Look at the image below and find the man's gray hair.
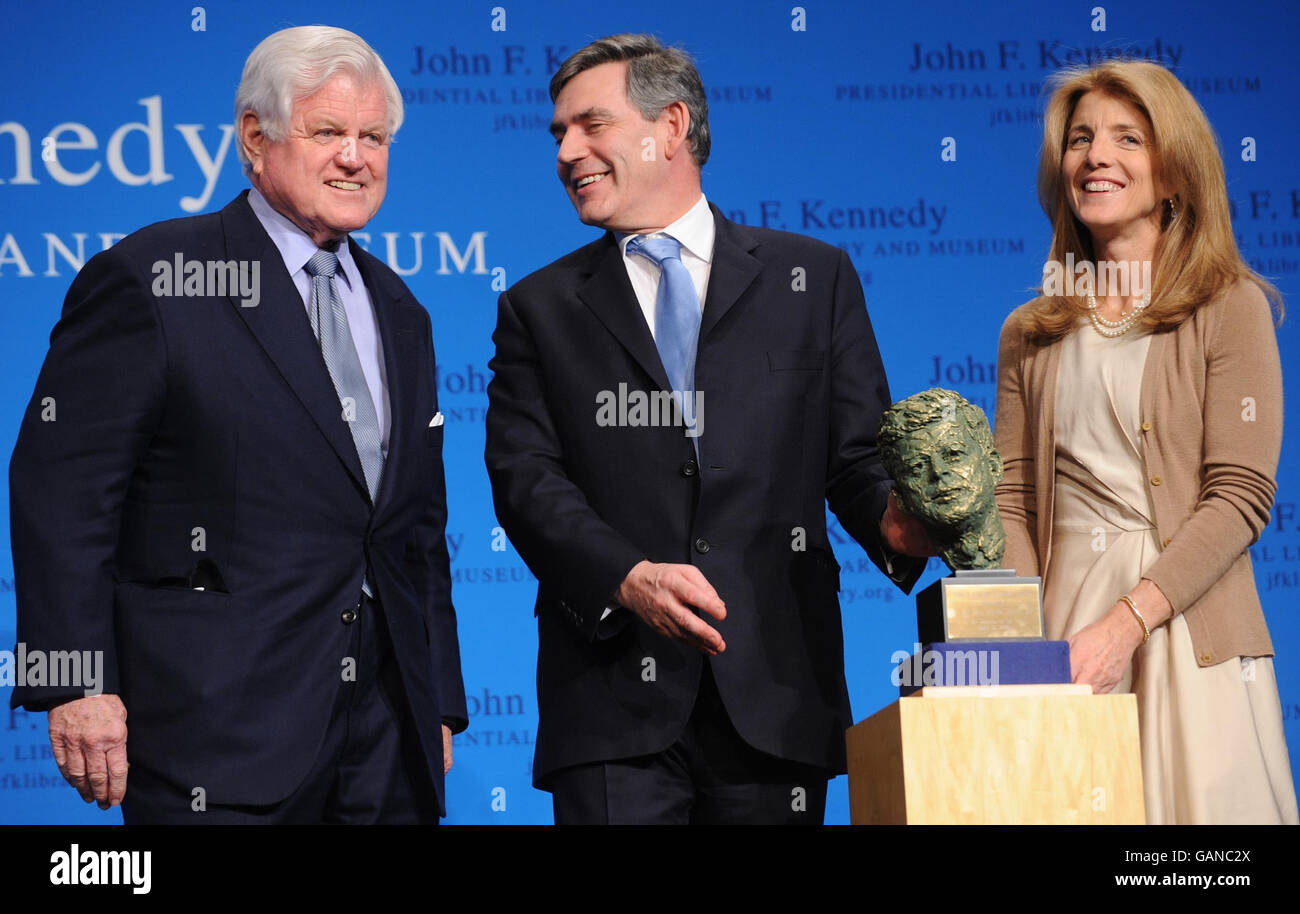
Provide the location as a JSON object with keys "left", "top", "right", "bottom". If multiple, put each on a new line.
{"left": 549, "top": 34, "right": 711, "bottom": 167}
{"left": 234, "top": 26, "right": 403, "bottom": 177}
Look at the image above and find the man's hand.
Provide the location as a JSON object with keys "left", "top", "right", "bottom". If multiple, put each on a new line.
{"left": 47, "top": 694, "right": 129, "bottom": 809}
{"left": 880, "top": 489, "right": 938, "bottom": 556}
{"left": 442, "top": 723, "right": 453, "bottom": 774}
{"left": 615, "top": 560, "right": 727, "bottom": 655}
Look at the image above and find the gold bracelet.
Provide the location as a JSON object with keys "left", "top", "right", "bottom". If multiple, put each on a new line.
{"left": 1119, "top": 594, "right": 1150, "bottom": 645}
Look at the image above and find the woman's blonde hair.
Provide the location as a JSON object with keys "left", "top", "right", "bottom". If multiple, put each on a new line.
{"left": 1021, "top": 59, "right": 1280, "bottom": 343}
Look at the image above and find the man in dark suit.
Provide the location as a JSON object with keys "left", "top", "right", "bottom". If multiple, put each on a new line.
{"left": 9, "top": 26, "right": 466, "bottom": 823}
{"left": 485, "top": 34, "right": 933, "bottom": 825}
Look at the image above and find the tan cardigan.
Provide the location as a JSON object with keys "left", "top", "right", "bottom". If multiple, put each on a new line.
{"left": 994, "top": 279, "right": 1282, "bottom": 664}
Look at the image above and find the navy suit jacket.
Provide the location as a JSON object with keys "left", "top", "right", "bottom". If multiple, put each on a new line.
{"left": 10, "top": 192, "right": 467, "bottom": 810}
{"left": 485, "top": 204, "right": 921, "bottom": 786}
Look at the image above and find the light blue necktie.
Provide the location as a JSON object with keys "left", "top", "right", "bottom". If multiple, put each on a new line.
{"left": 626, "top": 235, "right": 702, "bottom": 437}
{"left": 304, "top": 249, "right": 385, "bottom": 503}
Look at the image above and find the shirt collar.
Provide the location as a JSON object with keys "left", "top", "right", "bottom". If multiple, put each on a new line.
{"left": 246, "top": 187, "right": 361, "bottom": 291}
{"left": 617, "top": 194, "right": 714, "bottom": 263}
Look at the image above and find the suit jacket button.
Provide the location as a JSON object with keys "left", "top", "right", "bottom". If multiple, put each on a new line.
{"left": 694, "top": 538, "right": 710, "bottom": 554}
{"left": 341, "top": 606, "right": 359, "bottom": 625}
{"left": 680, "top": 458, "right": 698, "bottom": 478}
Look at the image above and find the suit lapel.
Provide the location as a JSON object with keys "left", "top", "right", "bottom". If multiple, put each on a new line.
{"left": 576, "top": 236, "right": 673, "bottom": 392}
{"left": 699, "top": 205, "right": 762, "bottom": 341}
{"left": 352, "top": 241, "right": 422, "bottom": 516}
{"left": 219, "top": 192, "right": 369, "bottom": 499}
{"left": 574, "top": 205, "right": 764, "bottom": 391}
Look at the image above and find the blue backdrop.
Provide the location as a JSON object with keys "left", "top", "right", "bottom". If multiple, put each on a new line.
{"left": 2, "top": 0, "right": 1296, "bottom": 824}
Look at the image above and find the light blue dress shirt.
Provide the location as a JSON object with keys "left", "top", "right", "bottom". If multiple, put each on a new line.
{"left": 247, "top": 188, "right": 391, "bottom": 456}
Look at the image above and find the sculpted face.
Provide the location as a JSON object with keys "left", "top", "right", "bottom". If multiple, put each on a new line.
{"left": 244, "top": 73, "right": 390, "bottom": 246}
{"left": 550, "top": 61, "right": 675, "bottom": 234}
{"left": 892, "top": 417, "right": 998, "bottom": 528}
{"left": 880, "top": 389, "right": 1006, "bottom": 570}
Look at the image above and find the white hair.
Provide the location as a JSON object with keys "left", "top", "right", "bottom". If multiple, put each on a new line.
{"left": 234, "top": 26, "right": 404, "bottom": 176}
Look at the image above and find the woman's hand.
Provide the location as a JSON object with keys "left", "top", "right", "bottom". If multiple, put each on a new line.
{"left": 1068, "top": 579, "right": 1175, "bottom": 693}
{"left": 1068, "top": 604, "right": 1146, "bottom": 694}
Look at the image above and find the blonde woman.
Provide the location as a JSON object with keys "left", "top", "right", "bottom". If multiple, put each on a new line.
{"left": 995, "top": 60, "right": 1297, "bottom": 824}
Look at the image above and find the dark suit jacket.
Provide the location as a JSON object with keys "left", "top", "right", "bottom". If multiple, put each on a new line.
{"left": 485, "top": 204, "right": 920, "bottom": 786}
{"left": 10, "top": 191, "right": 467, "bottom": 810}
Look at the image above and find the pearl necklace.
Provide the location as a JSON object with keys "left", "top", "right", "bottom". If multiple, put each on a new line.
{"left": 1087, "top": 291, "right": 1151, "bottom": 338}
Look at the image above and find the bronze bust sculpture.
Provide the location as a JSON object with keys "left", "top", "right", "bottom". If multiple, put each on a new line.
{"left": 879, "top": 389, "right": 1006, "bottom": 571}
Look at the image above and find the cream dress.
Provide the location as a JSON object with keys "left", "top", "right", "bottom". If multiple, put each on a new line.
{"left": 1044, "top": 322, "right": 1299, "bottom": 825}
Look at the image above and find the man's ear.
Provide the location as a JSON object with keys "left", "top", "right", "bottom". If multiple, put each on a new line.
{"left": 988, "top": 449, "right": 1004, "bottom": 482}
{"left": 659, "top": 100, "right": 691, "bottom": 161}
{"left": 239, "top": 110, "right": 266, "bottom": 178}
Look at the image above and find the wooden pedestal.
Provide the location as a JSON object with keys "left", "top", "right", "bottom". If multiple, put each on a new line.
{"left": 846, "top": 684, "right": 1145, "bottom": 824}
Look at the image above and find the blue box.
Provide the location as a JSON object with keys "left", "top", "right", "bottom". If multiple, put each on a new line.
{"left": 895, "top": 640, "right": 1071, "bottom": 696}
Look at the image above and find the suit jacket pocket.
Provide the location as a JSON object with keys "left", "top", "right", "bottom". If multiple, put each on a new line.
{"left": 114, "top": 582, "right": 252, "bottom": 706}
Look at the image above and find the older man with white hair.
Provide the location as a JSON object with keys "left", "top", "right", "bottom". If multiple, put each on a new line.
{"left": 9, "top": 25, "right": 466, "bottom": 824}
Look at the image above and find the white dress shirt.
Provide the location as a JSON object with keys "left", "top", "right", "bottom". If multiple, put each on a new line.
{"left": 602, "top": 194, "right": 714, "bottom": 624}
{"left": 616, "top": 193, "right": 715, "bottom": 338}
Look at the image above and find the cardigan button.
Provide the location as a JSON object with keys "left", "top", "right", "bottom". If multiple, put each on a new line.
{"left": 1200, "top": 652, "right": 1213, "bottom": 664}
{"left": 1162, "top": 538, "right": 1171, "bottom": 548}
{"left": 1150, "top": 475, "right": 1163, "bottom": 486}
{"left": 1140, "top": 420, "right": 1152, "bottom": 432}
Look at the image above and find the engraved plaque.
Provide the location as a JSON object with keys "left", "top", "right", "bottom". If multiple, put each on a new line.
{"left": 917, "top": 569, "right": 1044, "bottom": 644}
